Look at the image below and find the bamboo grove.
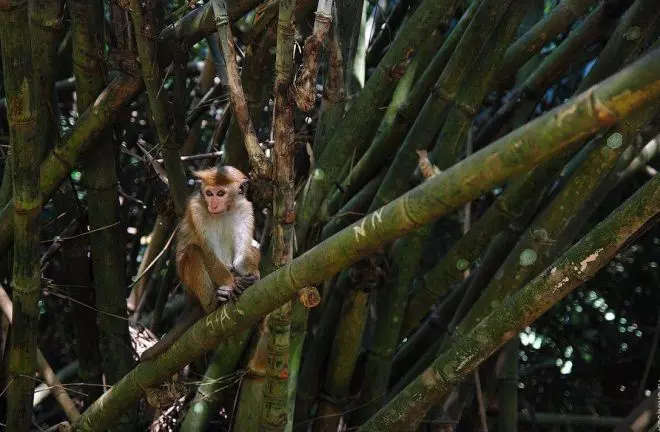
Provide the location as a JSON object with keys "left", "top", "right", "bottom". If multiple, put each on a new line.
{"left": 0, "top": 0, "right": 659, "bottom": 430}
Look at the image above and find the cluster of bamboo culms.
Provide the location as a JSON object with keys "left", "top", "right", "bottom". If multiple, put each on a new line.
{"left": 1, "top": 0, "right": 660, "bottom": 430}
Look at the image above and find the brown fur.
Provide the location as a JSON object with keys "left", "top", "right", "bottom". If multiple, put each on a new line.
{"left": 141, "top": 166, "right": 259, "bottom": 361}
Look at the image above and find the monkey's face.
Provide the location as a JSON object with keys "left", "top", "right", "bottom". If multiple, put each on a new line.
{"left": 203, "top": 186, "right": 233, "bottom": 215}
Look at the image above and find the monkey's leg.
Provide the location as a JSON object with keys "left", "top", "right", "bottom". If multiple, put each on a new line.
{"left": 178, "top": 245, "right": 221, "bottom": 313}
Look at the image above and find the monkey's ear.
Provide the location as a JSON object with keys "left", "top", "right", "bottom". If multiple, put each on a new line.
{"left": 239, "top": 180, "right": 249, "bottom": 196}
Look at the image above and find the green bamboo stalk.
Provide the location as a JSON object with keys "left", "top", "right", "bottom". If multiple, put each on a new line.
{"left": 315, "top": 288, "right": 370, "bottom": 431}
{"left": 0, "top": 1, "right": 42, "bottom": 429}
{"left": 369, "top": 0, "right": 513, "bottom": 212}
{"left": 295, "top": 0, "right": 460, "bottom": 247}
{"left": 0, "top": 74, "right": 142, "bottom": 254}
{"left": 499, "top": 0, "right": 598, "bottom": 81}
{"left": 179, "top": 330, "right": 253, "bottom": 431}
{"left": 72, "top": 47, "right": 660, "bottom": 431}
{"left": 497, "top": 339, "right": 519, "bottom": 432}
{"left": 71, "top": 3, "right": 136, "bottom": 424}
{"left": 574, "top": 0, "right": 660, "bottom": 94}
{"left": 29, "top": 0, "right": 62, "bottom": 151}
{"left": 428, "top": 0, "right": 530, "bottom": 169}
{"left": 129, "top": 0, "right": 189, "bottom": 216}
{"left": 476, "top": 3, "right": 617, "bottom": 146}
{"left": 400, "top": 167, "right": 557, "bottom": 334}
{"left": 351, "top": 232, "right": 425, "bottom": 425}
{"left": 350, "top": 4, "right": 530, "bottom": 422}
{"left": 323, "top": 1, "right": 471, "bottom": 217}
{"left": 457, "top": 109, "right": 659, "bottom": 344}
{"left": 261, "top": 0, "right": 296, "bottom": 429}
{"left": 400, "top": 0, "right": 657, "bottom": 334}
{"left": 456, "top": 38, "right": 660, "bottom": 340}
{"left": 358, "top": 166, "right": 660, "bottom": 432}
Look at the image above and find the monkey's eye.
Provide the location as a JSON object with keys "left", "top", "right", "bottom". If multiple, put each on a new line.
{"left": 205, "top": 190, "right": 213, "bottom": 197}
{"left": 217, "top": 190, "right": 226, "bottom": 197}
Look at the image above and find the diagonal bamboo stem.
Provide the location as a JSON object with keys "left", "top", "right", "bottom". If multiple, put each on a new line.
{"left": 72, "top": 45, "right": 660, "bottom": 432}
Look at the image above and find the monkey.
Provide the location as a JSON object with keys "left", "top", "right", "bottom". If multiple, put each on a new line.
{"left": 140, "top": 165, "right": 260, "bottom": 361}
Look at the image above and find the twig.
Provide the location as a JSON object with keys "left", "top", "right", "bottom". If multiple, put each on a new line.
{"left": 40, "top": 217, "right": 82, "bottom": 269}
{"left": 294, "top": 0, "right": 333, "bottom": 111}
{"left": 128, "top": 226, "right": 178, "bottom": 289}
{"left": 474, "top": 370, "right": 488, "bottom": 432}
{"left": 155, "top": 151, "right": 223, "bottom": 164}
{"left": 211, "top": 0, "right": 272, "bottom": 179}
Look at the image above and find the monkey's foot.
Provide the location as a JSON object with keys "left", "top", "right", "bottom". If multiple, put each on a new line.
{"left": 216, "top": 285, "right": 238, "bottom": 303}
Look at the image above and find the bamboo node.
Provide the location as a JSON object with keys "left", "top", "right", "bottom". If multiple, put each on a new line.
{"left": 588, "top": 89, "right": 617, "bottom": 125}
{"left": 298, "top": 286, "right": 320, "bottom": 308}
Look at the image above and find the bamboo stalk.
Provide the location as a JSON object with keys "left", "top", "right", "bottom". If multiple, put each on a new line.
{"left": 73, "top": 46, "right": 660, "bottom": 431}
{"left": 71, "top": 3, "right": 135, "bottom": 422}
{"left": 129, "top": 0, "right": 189, "bottom": 216}
{"left": 322, "top": 2, "right": 469, "bottom": 218}
{"left": 499, "top": 0, "right": 598, "bottom": 80}
{"left": 358, "top": 166, "right": 660, "bottom": 431}
{"left": 0, "top": 74, "right": 142, "bottom": 253}
{"left": 369, "top": 0, "right": 514, "bottom": 212}
{"left": 260, "top": 0, "right": 297, "bottom": 429}
{"left": 295, "top": 0, "right": 461, "bottom": 247}
{"left": 0, "top": 1, "right": 43, "bottom": 428}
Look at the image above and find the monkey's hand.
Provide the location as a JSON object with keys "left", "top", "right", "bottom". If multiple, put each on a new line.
{"left": 216, "top": 284, "right": 238, "bottom": 304}
{"left": 232, "top": 273, "right": 259, "bottom": 295}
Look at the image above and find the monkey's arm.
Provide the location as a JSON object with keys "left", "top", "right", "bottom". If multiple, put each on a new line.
{"left": 231, "top": 245, "right": 261, "bottom": 295}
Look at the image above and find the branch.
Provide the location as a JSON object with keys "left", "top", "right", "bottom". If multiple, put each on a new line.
{"left": 211, "top": 0, "right": 272, "bottom": 179}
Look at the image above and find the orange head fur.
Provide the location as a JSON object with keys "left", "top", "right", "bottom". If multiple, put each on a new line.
{"left": 193, "top": 166, "right": 249, "bottom": 215}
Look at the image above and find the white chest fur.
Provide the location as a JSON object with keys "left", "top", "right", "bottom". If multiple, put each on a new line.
{"left": 205, "top": 206, "right": 252, "bottom": 272}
